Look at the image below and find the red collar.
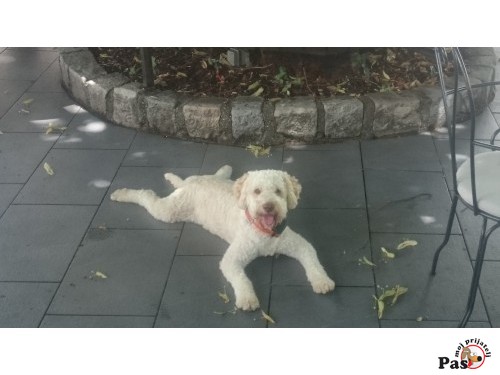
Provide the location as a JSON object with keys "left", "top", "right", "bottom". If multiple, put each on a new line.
{"left": 245, "top": 210, "right": 286, "bottom": 237}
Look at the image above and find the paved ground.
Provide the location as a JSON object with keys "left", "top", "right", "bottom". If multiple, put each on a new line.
{"left": 1, "top": 47, "right": 500, "bottom": 328}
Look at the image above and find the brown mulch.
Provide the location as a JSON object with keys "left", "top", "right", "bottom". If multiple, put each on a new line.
{"left": 89, "top": 47, "right": 438, "bottom": 99}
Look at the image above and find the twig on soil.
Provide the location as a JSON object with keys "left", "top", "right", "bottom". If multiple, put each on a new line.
{"left": 302, "top": 67, "right": 314, "bottom": 95}
{"left": 240, "top": 64, "right": 273, "bottom": 71}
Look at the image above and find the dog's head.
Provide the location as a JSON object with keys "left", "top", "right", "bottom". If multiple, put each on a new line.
{"left": 233, "top": 170, "right": 302, "bottom": 231}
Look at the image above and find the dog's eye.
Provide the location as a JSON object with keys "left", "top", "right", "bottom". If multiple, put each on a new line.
{"left": 275, "top": 188, "right": 282, "bottom": 195}
{"left": 254, "top": 188, "right": 261, "bottom": 195}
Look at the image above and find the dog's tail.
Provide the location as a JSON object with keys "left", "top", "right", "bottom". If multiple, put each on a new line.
{"left": 215, "top": 165, "right": 232, "bottom": 179}
{"left": 164, "top": 173, "right": 185, "bottom": 188}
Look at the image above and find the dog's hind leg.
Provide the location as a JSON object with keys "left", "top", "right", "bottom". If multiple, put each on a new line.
{"left": 164, "top": 173, "right": 185, "bottom": 188}
{"left": 110, "top": 188, "right": 187, "bottom": 223}
{"left": 215, "top": 165, "right": 232, "bottom": 179}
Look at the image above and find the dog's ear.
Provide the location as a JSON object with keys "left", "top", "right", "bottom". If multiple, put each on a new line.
{"left": 282, "top": 172, "right": 302, "bottom": 209}
{"left": 461, "top": 348, "right": 470, "bottom": 360}
{"left": 233, "top": 173, "right": 249, "bottom": 209}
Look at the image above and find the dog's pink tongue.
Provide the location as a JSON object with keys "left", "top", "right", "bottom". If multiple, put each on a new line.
{"left": 261, "top": 214, "right": 276, "bottom": 229}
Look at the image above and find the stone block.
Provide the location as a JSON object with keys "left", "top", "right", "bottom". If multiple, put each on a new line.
{"left": 112, "top": 82, "right": 144, "bottom": 129}
{"left": 415, "top": 86, "right": 446, "bottom": 130}
{"left": 183, "top": 98, "right": 223, "bottom": 139}
{"left": 231, "top": 97, "right": 264, "bottom": 139}
{"left": 367, "top": 92, "right": 422, "bottom": 137}
{"left": 322, "top": 97, "right": 363, "bottom": 138}
{"left": 144, "top": 91, "right": 178, "bottom": 134}
{"left": 61, "top": 50, "right": 107, "bottom": 107}
{"left": 460, "top": 47, "right": 495, "bottom": 58}
{"left": 86, "top": 73, "right": 129, "bottom": 116}
{"left": 275, "top": 97, "right": 317, "bottom": 138}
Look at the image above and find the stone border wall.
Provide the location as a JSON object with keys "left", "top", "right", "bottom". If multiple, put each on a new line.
{"left": 59, "top": 47, "right": 497, "bottom": 145}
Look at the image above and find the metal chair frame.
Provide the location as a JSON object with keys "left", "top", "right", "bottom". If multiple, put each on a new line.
{"left": 431, "top": 47, "right": 500, "bottom": 327}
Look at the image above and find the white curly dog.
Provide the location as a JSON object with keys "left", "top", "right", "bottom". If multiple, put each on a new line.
{"left": 110, "top": 165, "right": 335, "bottom": 311}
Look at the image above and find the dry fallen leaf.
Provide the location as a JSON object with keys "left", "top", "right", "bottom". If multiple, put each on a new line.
{"left": 377, "top": 299, "right": 385, "bottom": 319}
{"left": 87, "top": 270, "right": 108, "bottom": 280}
{"left": 43, "top": 162, "right": 54, "bottom": 176}
{"left": 45, "top": 123, "right": 67, "bottom": 134}
{"left": 381, "top": 247, "right": 395, "bottom": 259}
{"left": 358, "top": 256, "right": 376, "bottom": 267}
{"left": 218, "top": 287, "right": 230, "bottom": 304}
{"left": 247, "top": 80, "right": 261, "bottom": 91}
{"left": 374, "top": 285, "right": 409, "bottom": 319}
{"left": 94, "top": 271, "right": 108, "bottom": 279}
{"left": 251, "top": 87, "right": 264, "bottom": 97}
{"left": 416, "top": 316, "right": 423, "bottom": 322}
{"left": 246, "top": 144, "right": 271, "bottom": 157}
{"left": 390, "top": 285, "right": 408, "bottom": 305}
{"left": 176, "top": 72, "right": 187, "bottom": 78}
{"left": 261, "top": 310, "right": 276, "bottom": 324}
{"left": 397, "top": 240, "right": 418, "bottom": 250}
{"left": 22, "top": 98, "right": 34, "bottom": 105}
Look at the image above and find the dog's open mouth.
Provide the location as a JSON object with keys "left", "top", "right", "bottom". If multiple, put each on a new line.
{"left": 258, "top": 214, "right": 278, "bottom": 230}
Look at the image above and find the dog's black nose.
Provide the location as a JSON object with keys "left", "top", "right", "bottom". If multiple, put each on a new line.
{"left": 263, "top": 203, "right": 274, "bottom": 213}
{"left": 476, "top": 356, "right": 482, "bottom": 362}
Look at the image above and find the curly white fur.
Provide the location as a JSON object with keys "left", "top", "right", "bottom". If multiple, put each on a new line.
{"left": 110, "top": 165, "right": 335, "bottom": 311}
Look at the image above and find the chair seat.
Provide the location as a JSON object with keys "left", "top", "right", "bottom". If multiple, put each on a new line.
{"left": 457, "top": 151, "right": 500, "bottom": 218}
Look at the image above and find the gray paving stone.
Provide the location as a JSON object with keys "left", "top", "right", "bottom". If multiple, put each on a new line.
{"left": 54, "top": 109, "right": 136, "bottom": 149}
{"left": 0, "top": 79, "right": 33, "bottom": 118}
{"left": 478, "top": 261, "right": 500, "bottom": 327}
{"left": 453, "top": 109, "right": 499, "bottom": 141}
{"left": 0, "top": 205, "right": 96, "bottom": 281}
{"left": 322, "top": 97, "right": 363, "bottom": 138}
{"left": 123, "top": 132, "right": 206, "bottom": 167}
{"left": 183, "top": 98, "right": 223, "bottom": 139}
{"left": 456, "top": 201, "right": 500, "bottom": 261}
{"left": 272, "top": 209, "right": 371, "bottom": 287}
{"left": 27, "top": 59, "right": 64, "bottom": 93}
{"left": 15, "top": 149, "right": 125, "bottom": 205}
{"left": 361, "top": 134, "right": 442, "bottom": 171}
{"left": 275, "top": 97, "right": 317, "bottom": 138}
{"left": 365, "top": 169, "right": 460, "bottom": 234}
{"left": 268, "top": 286, "right": 378, "bottom": 328}
{"left": 0, "top": 92, "right": 79, "bottom": 132}
{"left": 176, "top": 223, "right": 228, "bottom": 256}
{"left": 371, "top": 233, "right": 488, "bottom": 321}
{"left": 93, "top": 167, "right": 198, "bottom": 230}
{"left": 231, "top": 97, "right": 264, "bottom": 139}
{"left": 0, "top": 184, "right": 21, "bottom": 217}
{"left": 199, "top": 144, "right": 283, "bottom": 178}
{"left": 0, "top": 48, "right": 58, "bottom": 80}
{"left": 0, "top": 282, "right": 57, "bottom": 327}
{"left": 283, "top": 143, "right": 365, "bottom": 209}
{"left": 155, "top": 256, "right": 271, "bottom": 327}
{"left": 48, "top": 229, "right": 179, "bottom": 316}
{"left": 490, "top": 96, "right": 500, "bottom": 113}
{"left": 0, "top": 133, "right": 57, "bottom": 183}
{"left": 40, "top": 315, "right": 155, "bottom": 328}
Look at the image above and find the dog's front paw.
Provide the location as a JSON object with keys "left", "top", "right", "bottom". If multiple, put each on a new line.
{"left": 235, "top": 293, "right": 260, "bottom": 311}
{"left": 311, "top": 276, "right": 335, "bottom": 294}
{"left": 110, "top": 188, "right": 128, "bottom": 202}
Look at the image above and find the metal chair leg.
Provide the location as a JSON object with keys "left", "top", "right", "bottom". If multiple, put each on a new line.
{"left": 458, "top": 217, "right": 487, "bottom": 327}
{"left": 431, "top": 194, "right": 459, "bottom": 275}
